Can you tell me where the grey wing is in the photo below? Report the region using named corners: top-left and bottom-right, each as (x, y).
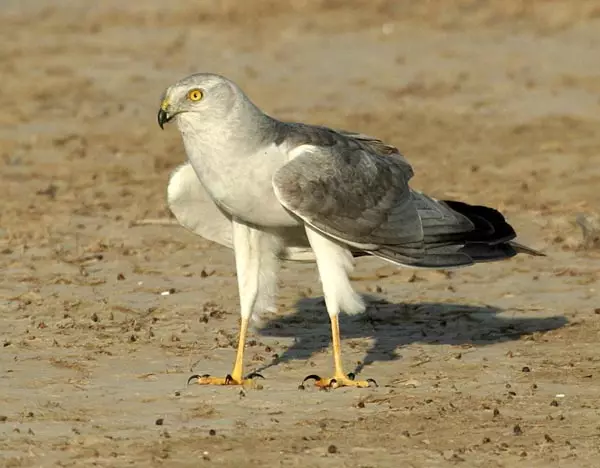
top-left (167, 163), bottom-right (234, 249)
top-left (272, 126), bottom-right (490, 268)
top-left (273, 142), bottom-right (427, 258)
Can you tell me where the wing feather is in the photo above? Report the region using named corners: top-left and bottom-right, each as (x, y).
top-left (272, 127), bottom-right (424, 251)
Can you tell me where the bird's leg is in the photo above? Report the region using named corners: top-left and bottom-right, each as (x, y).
top-left (188, 315), bottom-right (261, 386)
top-left (188, 221), bottom-right (277, 387)
top-left (302, 314), bottom-right (377, 389)
top-left (229, 315), bottom-right (249, 382)
top-left (301, 228), bottom-right (377, 390)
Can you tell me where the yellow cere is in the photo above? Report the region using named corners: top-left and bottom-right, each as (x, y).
top-left (187, 88), bottom-right (203, 101)
top-left (160, 98), bottom-right (170, 111)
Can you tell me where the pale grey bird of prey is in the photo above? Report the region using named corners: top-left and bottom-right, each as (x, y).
top-left (157, 73), bottom-right (544, 389)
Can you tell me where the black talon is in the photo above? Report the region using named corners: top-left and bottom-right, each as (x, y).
top-left (347, 373), bottom-right (356, 381)
top-left (224, 374), bottom-right (234, 385)
top-left (187, 374), bottom-right (201, 385)
top-left (302, 374), bottom-right (322, 383)
top-left (245, 372), bottom-right (265, 380)
top-left (366, 378), bottom-right (379, 387)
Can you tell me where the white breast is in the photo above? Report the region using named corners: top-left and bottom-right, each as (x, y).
top-left (182, 135), bottom-right (299, 228)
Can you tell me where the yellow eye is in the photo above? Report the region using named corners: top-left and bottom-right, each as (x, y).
top-left (187, 89), bottom-right (203, 101)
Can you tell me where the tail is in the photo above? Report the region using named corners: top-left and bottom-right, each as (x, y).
top-left (372, 195), bottom-right (545, 269)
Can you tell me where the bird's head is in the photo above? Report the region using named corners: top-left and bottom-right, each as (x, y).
top-left (157, 73), bottom-right (239, 130)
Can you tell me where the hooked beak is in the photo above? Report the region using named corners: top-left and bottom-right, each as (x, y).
top-left (157, 108), bottom-right (170, 130)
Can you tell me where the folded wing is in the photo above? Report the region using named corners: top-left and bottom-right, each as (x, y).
top-left (273, 127), bottom-right (537, 268)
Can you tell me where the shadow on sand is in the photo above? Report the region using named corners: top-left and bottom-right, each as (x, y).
top-left (254, 295), bottom-right (567, 376)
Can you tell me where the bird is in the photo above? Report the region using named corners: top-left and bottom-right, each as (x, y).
top-left (157, 73), bottom-right (544, 390)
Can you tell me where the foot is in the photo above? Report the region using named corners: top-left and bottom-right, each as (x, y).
top-left (300, 372), bottom-right (378, 390)
top-left (187, 372), bottom-right (264, 387)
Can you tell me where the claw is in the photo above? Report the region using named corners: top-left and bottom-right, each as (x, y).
top-left (366, 378), bottom-right (379, 387)
top-left (302, 374), bottom-right (322, 383)
top-left (299, 374), bottom-right (321, 390)
top-left (300, 373), bottom-right (377, 389)
top-left (245, 372), bottom-right (265, 380)
top-left (187, 374), bottom-right (201, 385)
top-left (187, 373), bottom-right (212, 385)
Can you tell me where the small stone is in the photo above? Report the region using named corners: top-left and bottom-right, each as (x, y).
top-left (209, 429), bottom-right (216, 436)
top-left (117, 273), bottom-right (125, 281)
top-left (544, 433), bottom-right (554, 443)
top-left (155, 418), bottom-right (164, 426)
top-left (493, 408), bottom-right (500, 417)
top-left (550, 400), bottom-right (559, 407)
top-left (327, 444), bottom-right (338, 454)
top-left (513, 424), bottom-right (523, 436)
top-left (482, 437), bottom-right (491, 444)
top-left (522, 366), bottom-right (531, 372)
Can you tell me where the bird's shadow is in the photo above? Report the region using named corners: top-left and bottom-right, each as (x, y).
top-left (254, 295), bottom-right (567, 375)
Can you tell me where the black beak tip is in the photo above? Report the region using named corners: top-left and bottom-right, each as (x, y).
top-left (157, 109), bottom-right (168, 130)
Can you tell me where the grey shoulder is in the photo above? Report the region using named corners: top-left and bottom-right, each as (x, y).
top-left (273, 121), bottom-right (413, 178)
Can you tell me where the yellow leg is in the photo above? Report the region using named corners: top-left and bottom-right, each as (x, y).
top-left (187, 317), bottom-right (263, 387)
top-left (229, 316), bottom-right (248, 382)
top-left (302, 315), bottom-right (377, 389)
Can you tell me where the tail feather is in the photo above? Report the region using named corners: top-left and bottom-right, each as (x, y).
top-left (508, 240), bottom-right (546, 257)
top-left (441, 200), bottom-right (516, 244)
top-left (370, 198), bottom-right (543, 268)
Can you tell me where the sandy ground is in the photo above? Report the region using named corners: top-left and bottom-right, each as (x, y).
top-left (2, 1), bottom-right (600, 466)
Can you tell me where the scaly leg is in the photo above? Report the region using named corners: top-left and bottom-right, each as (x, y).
top-left (188, 315), bottom-right (262, 386)
top-left (188, 221), bottom-right (280, 387)
top-left (302, 315), bottom-right (377, 389)
top-left (301, 228), bottom-right (377, 389)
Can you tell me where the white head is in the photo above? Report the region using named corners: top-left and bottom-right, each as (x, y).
top-left (157, 73), bottom-right (250, 131)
